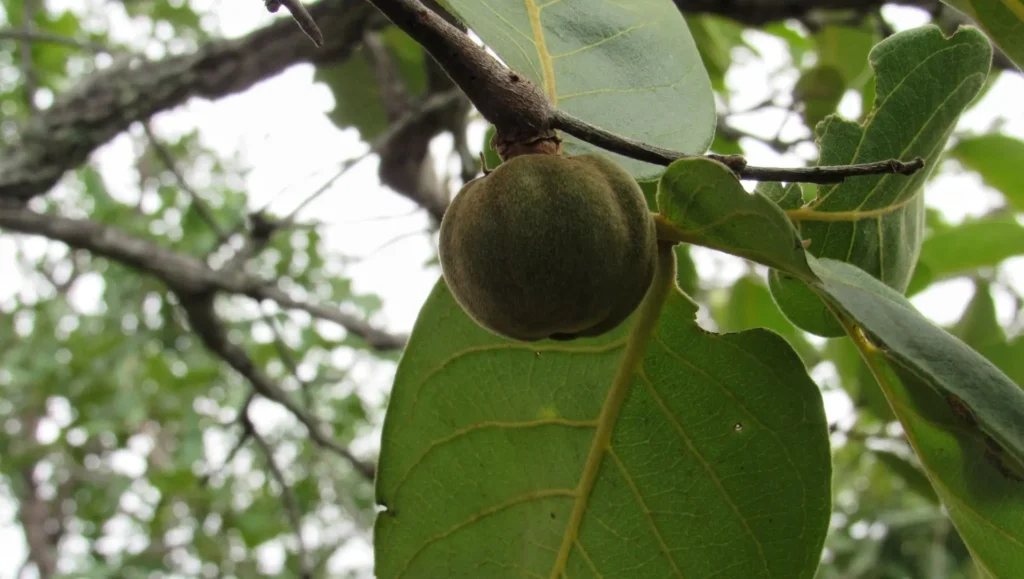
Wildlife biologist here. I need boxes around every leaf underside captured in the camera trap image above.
[811,258,1024,576]
[770,26,993,337]
[375,280,830,579]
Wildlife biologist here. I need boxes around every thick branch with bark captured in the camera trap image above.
[0,0,374,202]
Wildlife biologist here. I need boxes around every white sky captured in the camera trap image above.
[0,2,1022,577]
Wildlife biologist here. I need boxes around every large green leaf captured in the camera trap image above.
[656,157,815,280]
[812,24,879,92]
[375,250,830,578]
[812,257,1024,466]
[907,216,1024,295]
[944,0,1024,70]
[949,133,1024,210]
[794,66,846,130]
[808,257,1024,576]
[437,0,715,179]
[772,26,992,336]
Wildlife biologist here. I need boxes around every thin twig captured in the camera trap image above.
[715,119,810,154]
[334,207,422,225]
[552,109,925,184]
[200,392,255,485]
[283,153,370,224]
[241,408,314,578]
[350,228,430,263]
[284,88,463,223]
[142,122,230,246]
[214,87,464,273]
[179,293,376,481]
[264,0,323,47]
[263,310,315,409]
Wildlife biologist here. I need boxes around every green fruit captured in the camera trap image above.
[439,153,657,342]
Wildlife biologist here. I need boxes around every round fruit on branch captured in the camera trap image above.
[439,153,657,342]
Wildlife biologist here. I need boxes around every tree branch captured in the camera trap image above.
[20,0,39,115]
[265,0,325,47]
[240,405,314,578]
[0,205,407,351]
[180,293,376,481]
[0,0,374,202]
[141,122,230,245]
[363,0,926,184]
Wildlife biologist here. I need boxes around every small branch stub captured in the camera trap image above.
[267,0,324,47]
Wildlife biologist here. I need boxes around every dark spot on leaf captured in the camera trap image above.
[984,446,1024,483]
[946,394,977,427]
[550,512,556,519]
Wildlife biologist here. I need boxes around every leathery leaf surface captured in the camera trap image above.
[770,26,992,337]
[375,252,830,578]
[436,0,715,180]
[810,258,1024,576]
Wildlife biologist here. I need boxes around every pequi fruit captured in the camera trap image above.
[439,153,657,342]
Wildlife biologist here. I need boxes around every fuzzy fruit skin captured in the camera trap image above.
[439,153,657,342]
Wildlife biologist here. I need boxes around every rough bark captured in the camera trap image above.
[0,0,374,203]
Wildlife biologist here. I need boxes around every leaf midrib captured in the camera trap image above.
[549,244,676,577]
[524,0,557,102]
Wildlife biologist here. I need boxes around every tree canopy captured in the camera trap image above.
[1,0,1023,577]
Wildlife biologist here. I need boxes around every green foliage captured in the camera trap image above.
[711,275,819,366]
[437,0,716,179]
[812,24,879,93]
[794,65,845,129]
[687,15,747,93]
[908,216,1024,295]
[949,133,1024,209]
[810,257,1024,576]
[376,18,1024,579]
[944,0,1024,70]
[772,26,992,337]
[5,0,1024,577]
[952,280,1024,385]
